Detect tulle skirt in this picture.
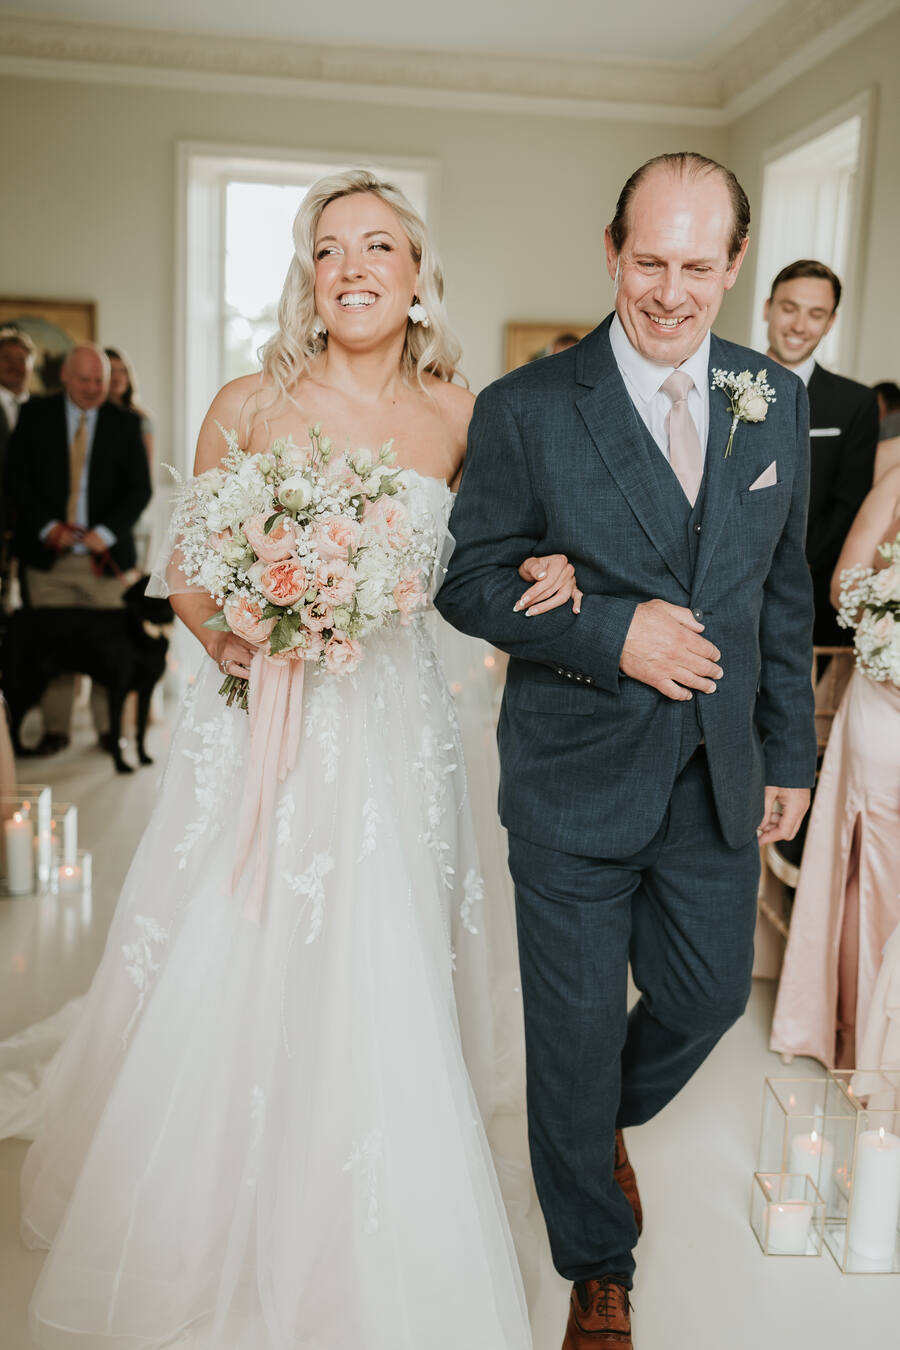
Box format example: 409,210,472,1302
20,615,531,1349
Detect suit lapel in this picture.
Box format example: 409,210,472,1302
575,325,692,591
692,336,741,596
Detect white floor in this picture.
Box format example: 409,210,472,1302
0,706,896,1350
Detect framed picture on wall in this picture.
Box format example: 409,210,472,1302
0,297,97,394
504,321,595,373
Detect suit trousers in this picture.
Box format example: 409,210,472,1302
506,750,760,1286
25,553,125,735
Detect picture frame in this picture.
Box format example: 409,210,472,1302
0,297,97,394
504,321,595,373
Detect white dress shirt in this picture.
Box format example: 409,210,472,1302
0,385,27,432
40,400,115,550
791,354,815,387
609,314,710,464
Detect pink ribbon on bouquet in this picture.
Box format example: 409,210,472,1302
231,649,305,923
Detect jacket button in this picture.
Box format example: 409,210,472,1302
693,524,702,535
692,608,703,622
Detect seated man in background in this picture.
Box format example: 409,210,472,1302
4,344,152,753
764,259,879,644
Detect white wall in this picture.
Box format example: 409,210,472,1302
0,71,726,469
723,6,900,382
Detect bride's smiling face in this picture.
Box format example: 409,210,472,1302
313,193,420,350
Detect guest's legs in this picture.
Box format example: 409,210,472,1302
618,757,761,1128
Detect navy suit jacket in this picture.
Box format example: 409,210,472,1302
5,392,152,575
436,316,817,857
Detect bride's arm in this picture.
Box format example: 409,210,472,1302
170,378,267,676
829,463,900,610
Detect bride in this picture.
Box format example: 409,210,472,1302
15,171,578,1349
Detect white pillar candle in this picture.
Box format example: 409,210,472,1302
62,806,78,865
766,1201,813,1255
788,1130,834,1210
848,1128,900,1261
4,812,35,894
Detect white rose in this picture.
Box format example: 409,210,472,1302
278,474,313,512
872,613,895,641
222,540,250,566
872,564,900,603
740,391,769,422
353,447,374,470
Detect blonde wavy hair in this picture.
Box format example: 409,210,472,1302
260,169,463,401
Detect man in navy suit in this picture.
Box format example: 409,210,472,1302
763,259,879,645
5,344,151,751
437,153,816,1349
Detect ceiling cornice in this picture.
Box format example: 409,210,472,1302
0,1,896,125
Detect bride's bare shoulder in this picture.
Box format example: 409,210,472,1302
194,374,274,472
425,376,475,439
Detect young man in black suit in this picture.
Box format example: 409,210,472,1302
764,259,879,644
5,344,152,751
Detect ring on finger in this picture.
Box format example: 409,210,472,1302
219,658,229,675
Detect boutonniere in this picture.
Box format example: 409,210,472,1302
711,368,776,457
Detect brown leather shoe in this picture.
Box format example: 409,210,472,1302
562,1277,632,1348
614,1129,642,1235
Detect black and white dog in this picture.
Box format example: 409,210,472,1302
2,577,174,774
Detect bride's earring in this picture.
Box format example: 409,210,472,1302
312,314,327,337
408,299,430,328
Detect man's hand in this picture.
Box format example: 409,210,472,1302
757,786,811,845
45,523,78,552
620,599,723,701
82,529,109,554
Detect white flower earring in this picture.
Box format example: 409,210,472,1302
408,299,430,328
312,315,327,337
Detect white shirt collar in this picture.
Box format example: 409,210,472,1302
768,352,815,386
609,313,711,402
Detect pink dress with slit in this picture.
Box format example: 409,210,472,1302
771,670,900,1068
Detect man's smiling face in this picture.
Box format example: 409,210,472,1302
605,167,748,367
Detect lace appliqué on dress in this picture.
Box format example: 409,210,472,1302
460,869,483,936
303,677,344,784
177,710,240,868
413,726,457,890
343,1128,384,1235
121,916,169,1046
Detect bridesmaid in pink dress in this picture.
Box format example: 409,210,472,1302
771,463,900,1068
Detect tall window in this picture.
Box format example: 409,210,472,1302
750,97,871,372
175,146,433,475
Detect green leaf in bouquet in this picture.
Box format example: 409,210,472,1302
261,602,283,619
269,611,303,654
203,611,231,631
264,511,288,535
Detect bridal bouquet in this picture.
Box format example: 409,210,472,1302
836,530,900,686
170,426,433,707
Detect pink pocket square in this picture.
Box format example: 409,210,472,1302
748,461,777,491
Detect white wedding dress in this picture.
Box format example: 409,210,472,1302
9,472,532,1350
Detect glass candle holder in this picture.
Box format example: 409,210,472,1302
751,1173,825,1256
49,802,78,866
55,849,92,899
820,1070,900,1274
1,785,52,894
758,1077,838,1214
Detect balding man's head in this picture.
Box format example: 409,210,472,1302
61,345,110,411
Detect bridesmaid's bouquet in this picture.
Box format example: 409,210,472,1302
837,530,900,686
170,426,434,707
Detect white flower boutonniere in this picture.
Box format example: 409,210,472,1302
711,368,776,457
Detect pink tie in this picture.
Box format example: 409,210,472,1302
661,371,703,506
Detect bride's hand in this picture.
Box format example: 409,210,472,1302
207,631,256,680
515,555,583,616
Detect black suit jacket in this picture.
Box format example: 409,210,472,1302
4,393,152,574
806,363,879,643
